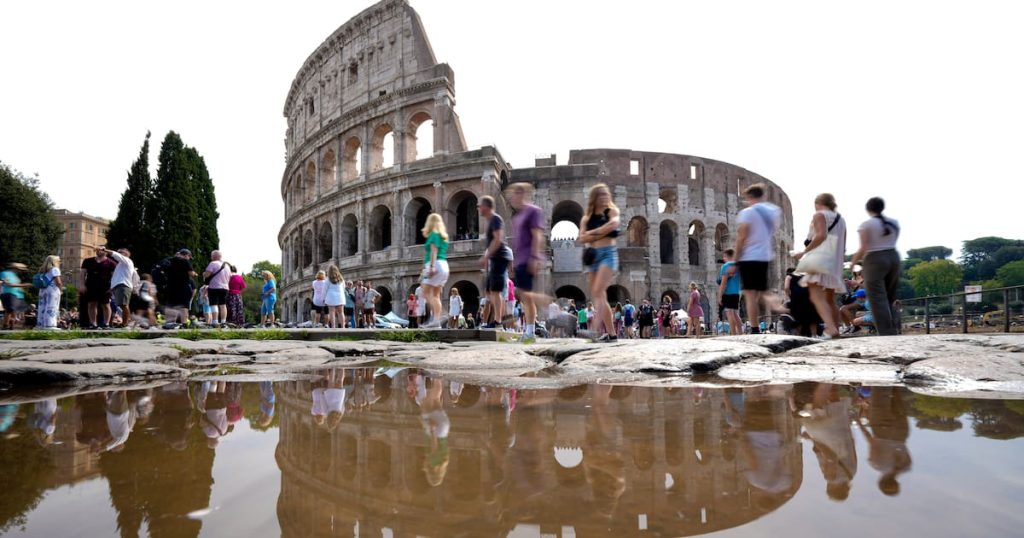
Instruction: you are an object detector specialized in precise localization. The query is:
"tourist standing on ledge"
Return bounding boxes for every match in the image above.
[793,193,847,339]
[508,182,546,342]
[36,255,63,329]
[260,270,277,326]
[420,213,450,329]
[362,281,380,329]
[1,263,31,330]
[687,282,704,338]
[850,197,901,336]
[734,183,783,334]
[477,195,511,329]
[162,249,197,325]
[354,281,365,328]
[106,248,137,328]
[325,265,347,328]
[81,246,117,329]
[311,270,328,327]
[448,288,462,329]
[578,183,621,342]
[203,251,232,328]
[718,249,743,335]
[227,265,246,326]
[406,293,418,329]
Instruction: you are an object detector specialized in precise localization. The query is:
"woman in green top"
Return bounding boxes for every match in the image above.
[421,213,450,328]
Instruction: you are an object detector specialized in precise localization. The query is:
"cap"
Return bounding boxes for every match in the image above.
[178,248,193,256]
[854,289,866,298]
[8,262,28,270]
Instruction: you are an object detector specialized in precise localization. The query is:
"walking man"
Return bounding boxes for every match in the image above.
[203,250,231,327]
[734,183,783,333]
[80,246,117,329]
[107,248,137,328]
[477,195,512,329]
[718,248,743,335]
[507,182,546,342]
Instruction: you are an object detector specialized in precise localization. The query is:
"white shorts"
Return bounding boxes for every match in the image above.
[422,260,449,287]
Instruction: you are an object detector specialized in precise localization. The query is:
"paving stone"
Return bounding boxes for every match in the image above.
[557,339,772,374]
[0,360,188,386]
[12,345,181,364]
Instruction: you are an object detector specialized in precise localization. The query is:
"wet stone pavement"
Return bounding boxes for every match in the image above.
[1,373,1023,537]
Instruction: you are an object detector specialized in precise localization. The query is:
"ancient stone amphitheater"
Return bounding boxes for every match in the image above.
[278,0,794,322]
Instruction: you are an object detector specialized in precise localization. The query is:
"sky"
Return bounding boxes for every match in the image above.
[1,1,1021,271]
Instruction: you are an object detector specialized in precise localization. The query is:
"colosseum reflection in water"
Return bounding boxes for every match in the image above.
[277,0,795,321]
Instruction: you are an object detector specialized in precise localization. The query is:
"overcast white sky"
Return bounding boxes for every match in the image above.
[2,1,1021,271]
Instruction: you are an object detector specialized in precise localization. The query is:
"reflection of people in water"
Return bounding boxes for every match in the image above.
[798,383,858,501]
[257,380,276,428]
[151,382,195,450]
[28,398,57,446]
[324,369,349,431]
[583,384,627,518]
[197,381,231,448]
[857,387,912,496]
[77,392,113,453]
[105,390,138,453]
[736,385,797,495]
[419,376,450,487]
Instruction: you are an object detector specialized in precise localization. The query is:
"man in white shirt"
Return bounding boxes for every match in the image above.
[734,183,783,334]
[107,248,136,328]
[203,250,232,327]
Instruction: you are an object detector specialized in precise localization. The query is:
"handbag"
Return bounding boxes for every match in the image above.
[582,247,597,266]
[797,234,838,275]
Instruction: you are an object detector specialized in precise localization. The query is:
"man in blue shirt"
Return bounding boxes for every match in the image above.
[1,263,31,330]
[718,249,743,335]
[622,299,636,338]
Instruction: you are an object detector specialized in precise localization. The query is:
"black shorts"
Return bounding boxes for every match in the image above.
[639,316,653,327]
[486,258,509,292]
[738,261,770,292]
[165,286,193,309]
[208,288,228,306]
[513,264,535,292]
[1,293,27,313]
[722,294,741,310]
[84,286,112,303]
[312,304,329,315]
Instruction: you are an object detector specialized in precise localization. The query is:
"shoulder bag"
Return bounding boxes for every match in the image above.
[796,214,841,275]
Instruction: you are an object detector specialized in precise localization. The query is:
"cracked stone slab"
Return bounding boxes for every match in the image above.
[179,354,254,368]
[0,338,137,352]
[11,345,181,364]
[149,338,232,354]
[558,339,772,374]
[0,360,188,385]
[716,355,904,385]
[722,334,820,353]
[248,347,336,362]
[781,335,1023,364]
[316,341,394,356]
[222,341,319,355]
[903,353,1024,395]
[409,344,553,371]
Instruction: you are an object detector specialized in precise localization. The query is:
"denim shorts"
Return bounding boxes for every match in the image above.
[586,246,618,273]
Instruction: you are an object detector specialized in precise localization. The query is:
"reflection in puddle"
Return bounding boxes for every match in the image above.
[2,371,1024,537]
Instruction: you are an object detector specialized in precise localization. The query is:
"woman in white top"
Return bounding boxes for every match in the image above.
[311,270,327,327]
[851,197,901,336]
[448,288,462,329]
[793,193,847,338]
[324,265,347,328]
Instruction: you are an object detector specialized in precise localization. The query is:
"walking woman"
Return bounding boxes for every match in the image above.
[227,265,246,326]
[420,213,450,328]
[577,183,621,342]
[260,270,277,326]
[686,282,704,338]
[448,288,462,329]
[793,193,847,338]
[325,265,347,328]
[36,255,63,329]
[850,197,901,336]
[311,270,328,326]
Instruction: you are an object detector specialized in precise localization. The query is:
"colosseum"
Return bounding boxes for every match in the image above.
[278,0,794,323]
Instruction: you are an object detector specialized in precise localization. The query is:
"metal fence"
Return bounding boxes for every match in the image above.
[899,284,1024,334]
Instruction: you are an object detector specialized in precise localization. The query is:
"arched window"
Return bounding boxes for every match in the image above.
[659,221,677,264]
[405,197,432,245]
[658,188,677,214]
[555,285,587,307]
[688,221,705,266]
[448,191,479,241]
[408,111,433,161]
[714,224,730,262]
[369,205,392,251]
[342,136,361,181]
[302,229,313,267]
[318,222,333,263]
[450,281,480,317]
[606,285,630,305]
[374,285,393,315]
[340,214,358,257]
[551,200,584,241]
[304,161,316,203]
[371,124,394,172]
[626,216,649,248]
[321,149,337,193]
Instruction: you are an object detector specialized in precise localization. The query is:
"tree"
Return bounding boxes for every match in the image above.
[185,147,219,270]
[908,259,964,297]
[996,260,1024,287]
[106,132,153,263]
[247,260,281,281]
[906,246,952,261]
[902,258,924,273]
[961,237,1024,281]
[0,162,63,268]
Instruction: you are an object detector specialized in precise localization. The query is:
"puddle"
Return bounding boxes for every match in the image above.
[1,369,1023,537]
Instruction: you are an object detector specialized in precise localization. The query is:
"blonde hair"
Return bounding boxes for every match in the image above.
[689,281,699,290]
[39,255,60,274]
[450,287,460,296]
[505,182,534,196]
[585,183,618,219]
[815,193,837,211]
[327,265,343,284]
[315,270,326,280]
[421,213,449,241]
[261,270,274,281]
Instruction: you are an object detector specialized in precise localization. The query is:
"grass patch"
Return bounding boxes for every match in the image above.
[375,331,439,343]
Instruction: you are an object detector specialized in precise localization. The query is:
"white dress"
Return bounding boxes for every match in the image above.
[802,210,847,293]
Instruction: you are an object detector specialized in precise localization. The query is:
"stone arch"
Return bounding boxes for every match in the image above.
[661,289,681,309]
[688,220,705,266]
[318,221,333,263]
[303,161,316,203]
[658,188,677,214]
[342,136,361,181]
[407,110,433,161]
[291,239,302,275]
[368,205,392,251]
[551,200,584,240]
[302,297,313,322]
[715,223,730,262]
[447,190,479,240]
[659,220,678,264]
[302,229,313,267]
[555,285,587,307]
[340,214,358,257]
[374,285,393,315]
[320,149,337,193]
[370,123,395,172]
[626,216,649,248]
[606,285,630,305]
[405,197,433,245]
[450,280,480,317]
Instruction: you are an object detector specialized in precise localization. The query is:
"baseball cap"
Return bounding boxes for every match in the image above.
[854,289,866,299]
[178,248,193,256]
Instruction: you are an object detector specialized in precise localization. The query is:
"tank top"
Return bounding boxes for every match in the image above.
[585,208,620,238]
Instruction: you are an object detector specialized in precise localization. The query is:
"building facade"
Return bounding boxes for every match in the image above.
[53,209,110,283]
[278,0,794,323]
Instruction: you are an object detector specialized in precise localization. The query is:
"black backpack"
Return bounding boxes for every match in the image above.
[151,257,172,288]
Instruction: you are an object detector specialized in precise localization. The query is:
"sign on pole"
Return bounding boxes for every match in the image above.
[965,285,983,303]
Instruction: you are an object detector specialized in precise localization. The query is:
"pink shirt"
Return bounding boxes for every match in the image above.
[228,274,247,295]
[205,261,231,290]
[507,279,516,302]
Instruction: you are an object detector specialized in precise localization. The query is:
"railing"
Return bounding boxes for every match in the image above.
[899,284,1024,335]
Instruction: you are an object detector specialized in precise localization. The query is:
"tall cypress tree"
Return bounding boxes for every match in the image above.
[145,132,200,267]
[106,132,152,264]
[0,162,62,268]
[184,147,219,270]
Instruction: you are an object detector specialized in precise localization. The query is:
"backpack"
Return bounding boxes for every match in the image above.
[151,257,172,288]
[32,273,51,289]
[640,304,654,318]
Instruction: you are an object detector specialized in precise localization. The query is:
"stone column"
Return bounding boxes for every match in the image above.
[333,208,341,262]
[360,124,372,178]
[357,200,368,255]
[314,147,322,199]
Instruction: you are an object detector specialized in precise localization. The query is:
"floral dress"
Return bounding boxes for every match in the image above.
[36,268,61,328]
